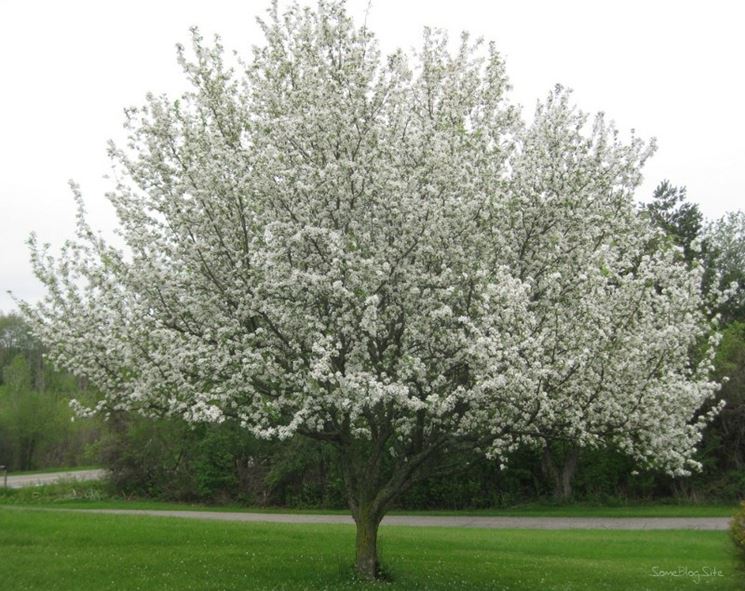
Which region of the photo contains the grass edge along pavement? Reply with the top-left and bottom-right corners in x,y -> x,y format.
0,476 -> 739,518
1,506 -> 741,590
1,504 -> 731,531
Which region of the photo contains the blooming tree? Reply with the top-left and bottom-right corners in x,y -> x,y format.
21,1 -> 720,579
705,211 -> 745,322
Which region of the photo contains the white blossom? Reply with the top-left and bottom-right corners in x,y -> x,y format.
19,1 -> 720,521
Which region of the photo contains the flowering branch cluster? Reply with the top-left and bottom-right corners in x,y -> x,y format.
23,1 -> 719,484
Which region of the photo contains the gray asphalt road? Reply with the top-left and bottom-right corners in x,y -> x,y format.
3,469 -> 106,489
60,508 -> 731,530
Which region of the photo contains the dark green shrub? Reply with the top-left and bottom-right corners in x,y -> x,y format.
101,415 -> 197,499
264,437 -> 345,508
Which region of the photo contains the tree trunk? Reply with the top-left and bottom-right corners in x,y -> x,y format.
558,447 -> 578,500
332,423 -> 448,580
353,506 -> 382,580
542,444 -> 578,501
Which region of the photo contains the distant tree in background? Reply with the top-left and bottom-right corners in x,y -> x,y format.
640,183 -> 745,500
713,323 -> 745,468
0,313 -> 99,471
1,354 -> 61,470
702,214 -> 745,498
0,313 -> 36,355
643,181 -> 703,265
0,313 -> 42,390
705,211 -> 745,323
539,179 -> 713,502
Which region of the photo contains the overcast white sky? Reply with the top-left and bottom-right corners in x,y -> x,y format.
1,0 -> 743,313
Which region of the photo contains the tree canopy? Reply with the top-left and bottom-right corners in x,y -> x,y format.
21,0 -> 721,579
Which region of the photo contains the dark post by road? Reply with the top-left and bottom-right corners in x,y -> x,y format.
0,465 -> 6,488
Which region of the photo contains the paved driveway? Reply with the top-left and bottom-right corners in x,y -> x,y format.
59,508 -> 731,530
3,469 -> 106,489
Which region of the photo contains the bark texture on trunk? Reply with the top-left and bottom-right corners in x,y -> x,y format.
559,447 -> 578,499
542,444 -> 579,500
353,508 -> 382,580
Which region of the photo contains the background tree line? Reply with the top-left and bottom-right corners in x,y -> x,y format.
0,314 -> 100,471
2,180 -> 743,506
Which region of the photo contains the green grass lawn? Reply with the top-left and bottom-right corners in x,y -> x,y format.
0,506 -> 740,590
